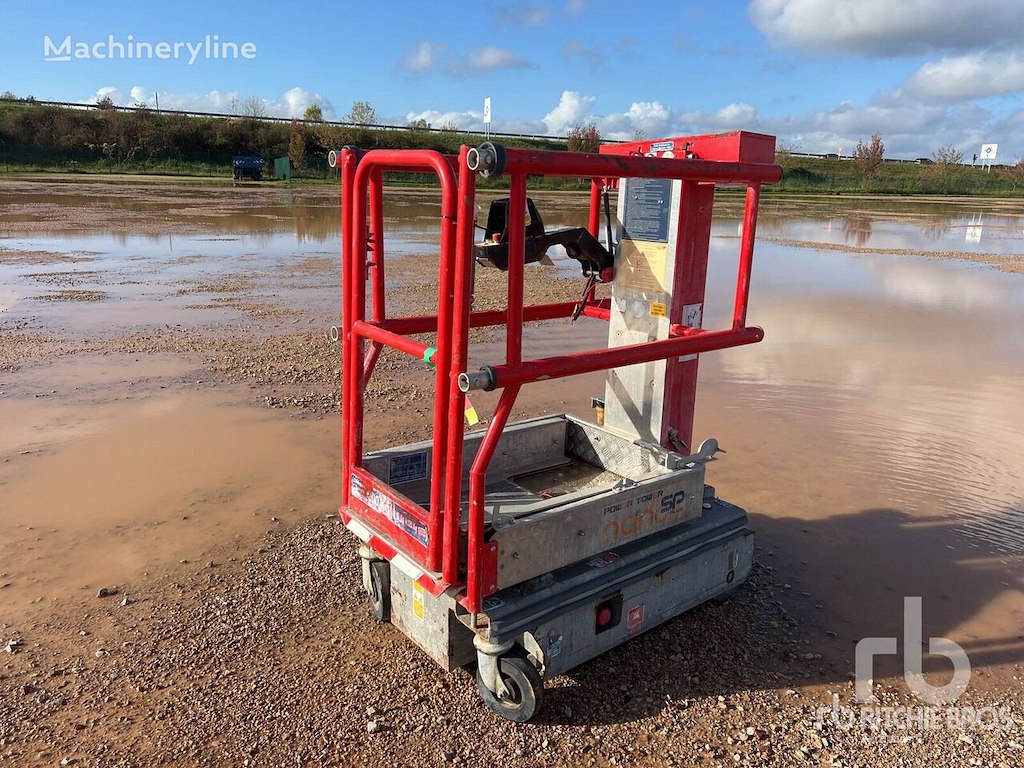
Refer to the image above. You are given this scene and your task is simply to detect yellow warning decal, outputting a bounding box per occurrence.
[650,302,667,318]
[618,239,668,293]
[412,581,425,620]
[464,396,480,427]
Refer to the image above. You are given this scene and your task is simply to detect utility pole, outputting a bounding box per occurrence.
[155,92,160,113]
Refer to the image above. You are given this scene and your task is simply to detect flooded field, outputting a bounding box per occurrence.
[1,179,1022,765]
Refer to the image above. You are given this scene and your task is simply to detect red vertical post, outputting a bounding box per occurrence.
[588,179,601,237]
[506,173,527,366]
[427,164,459,571]
[466,384,520,611]
[368,168,386,323]
[360,167,387,398]
[346,166,370,497]
[660,181,716,453]
[442,147,477,585]
[340,148,358,505]
[733,183,761,329]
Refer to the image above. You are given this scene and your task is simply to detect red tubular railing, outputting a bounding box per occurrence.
[347,149,458,573]
[341,140,779,613]
[581,303,611,321]
[587,179,602,236]
[360,168,387,386]
[354,321,430,360]
[442,146,477,585]
[466,384,521,609]
[734,184,762,329]
[339,148,359,506]
[369,168,386,322]
[506,173,527,366]
[375,300,585,335]
[478,327,764,391]
[498,146,781,185]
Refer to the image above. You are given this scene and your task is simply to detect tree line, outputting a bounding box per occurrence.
[0,98,565,175]
[3,95,1022,195]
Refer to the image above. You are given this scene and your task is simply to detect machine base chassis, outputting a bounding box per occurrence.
[353,497,753,721]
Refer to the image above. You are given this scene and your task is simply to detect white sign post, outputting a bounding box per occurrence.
[483,97,492,139]
[980,143,997,172]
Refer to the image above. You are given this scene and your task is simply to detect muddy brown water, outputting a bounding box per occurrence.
[1,181,1022,693]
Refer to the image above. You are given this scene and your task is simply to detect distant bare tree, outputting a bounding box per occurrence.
[567,121,601,154]
[407,118,429,130]
[632,127,646,141]
[932,145,963,165]
[226,96,240,115]
[930,145,964,194]
[440,119,458,132]
[303,103,323,122]
[95,95,116,110]
[776,139,801,157]
[853,133,885,179]
[347,101,376,125]
[775,139,802,171]
[241,96,267,119]
[0,91,16,100]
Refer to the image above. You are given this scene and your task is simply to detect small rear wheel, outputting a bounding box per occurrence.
[368,560,390,622]
[476,650,543,722]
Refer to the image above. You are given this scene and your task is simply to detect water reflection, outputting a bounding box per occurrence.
[3,184,1023,557]
[755,201,1022,257]
[704,221,1024,557]
[841,215,872,247]
[966,213,984,244]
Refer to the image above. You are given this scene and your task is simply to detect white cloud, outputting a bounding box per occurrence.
[399,106,547,135]
[86,86,335,119]
[461,46,528,73]
[761,99,1002,159]
[749,0,1024,56]
[399,43,530,77]
[543,90,596,134]
[89,85,124,104]
[565,0,585,15]
[87,80,1024,162]
[280,87,329,118]
[497,2,550,27]
[399,41,444,74]
[598,101,673,140]
[403,108,479,131]
[903,51,1024,101]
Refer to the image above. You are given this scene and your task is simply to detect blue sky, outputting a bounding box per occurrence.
[2,0,1023,160]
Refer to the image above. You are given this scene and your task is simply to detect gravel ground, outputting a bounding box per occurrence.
[1,517,1019,768]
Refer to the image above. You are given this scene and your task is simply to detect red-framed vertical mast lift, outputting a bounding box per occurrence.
[332,132,780,721]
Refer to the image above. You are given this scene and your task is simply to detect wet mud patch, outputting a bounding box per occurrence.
[32,289,107,302]
[25,270,103,287]
[0,248,97,265]
[764,237,1024,272]
[174,275,258,296]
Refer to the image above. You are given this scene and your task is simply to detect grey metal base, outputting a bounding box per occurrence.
[352,415,754,719]
[377,496,752,686]
[480,497,753,679]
